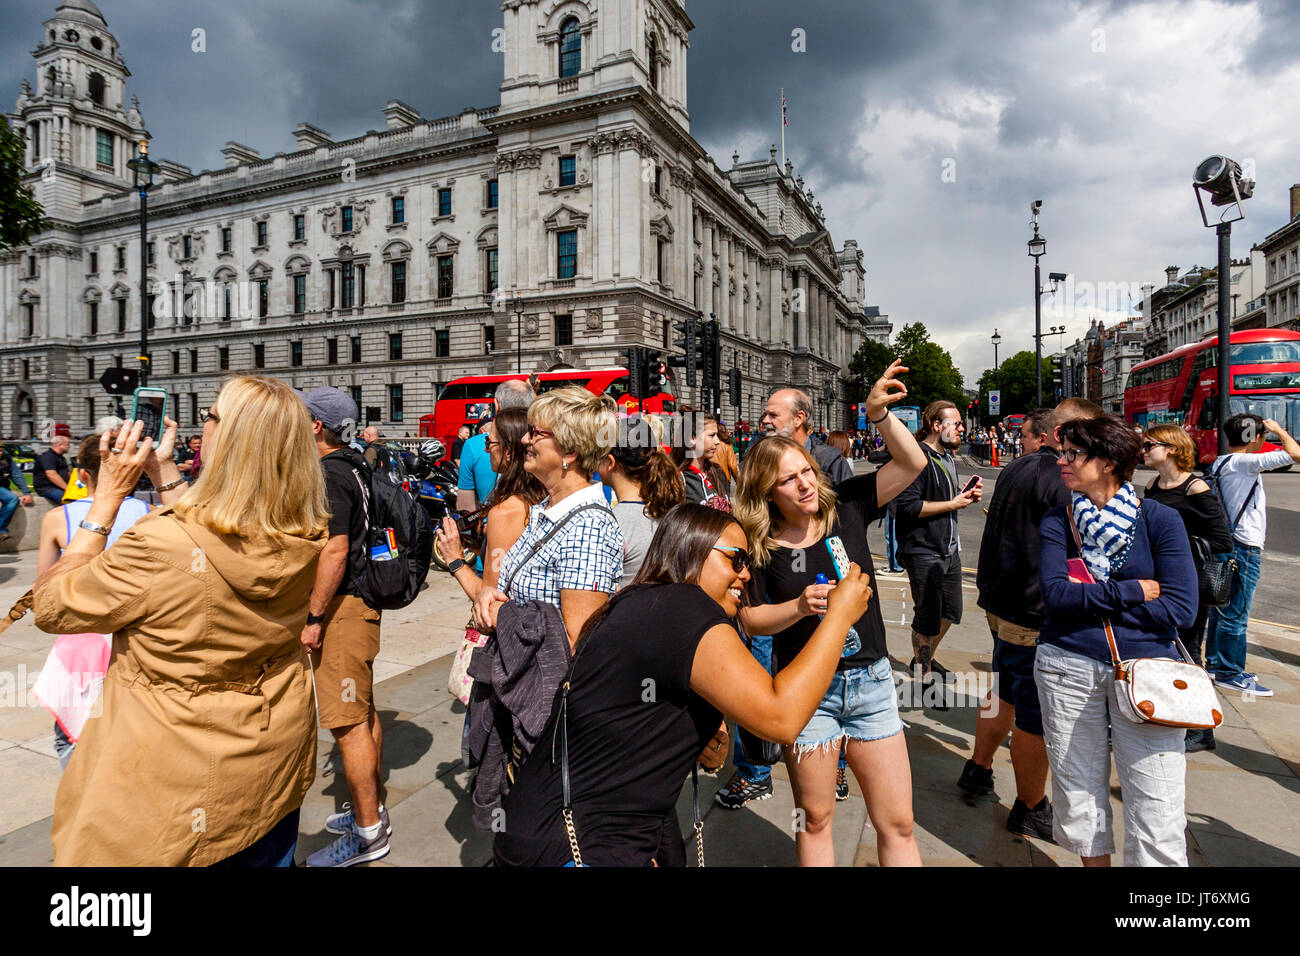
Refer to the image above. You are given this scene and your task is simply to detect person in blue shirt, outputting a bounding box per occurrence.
[457,379,536,512]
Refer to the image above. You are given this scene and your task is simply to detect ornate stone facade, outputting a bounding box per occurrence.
[2,0,876,438]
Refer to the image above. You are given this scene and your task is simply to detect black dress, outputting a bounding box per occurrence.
[493,583,732,867]
[1143,474,1232,665]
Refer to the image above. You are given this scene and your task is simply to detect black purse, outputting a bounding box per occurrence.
[1190,536,1237,608]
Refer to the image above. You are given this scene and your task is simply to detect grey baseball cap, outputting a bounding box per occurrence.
[302,386,359,434]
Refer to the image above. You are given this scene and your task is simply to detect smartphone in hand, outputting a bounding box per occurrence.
[961,474,981,494]
[130,387,168,448]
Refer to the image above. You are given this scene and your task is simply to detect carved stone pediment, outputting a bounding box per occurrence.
[542,203,589,232]
[426,232,461,255]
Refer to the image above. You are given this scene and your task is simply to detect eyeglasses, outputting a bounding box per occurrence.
[1140,441,1171,453]
[525,425,554,441]
[202,409,220,425]
[483,438,501,449]
[712,545,752,574]
[1056,447,1088,464]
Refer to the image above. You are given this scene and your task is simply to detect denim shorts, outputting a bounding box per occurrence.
[793,656,903,757]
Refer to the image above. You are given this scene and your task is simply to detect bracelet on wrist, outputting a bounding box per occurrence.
[869,408,890,425]
[154,477,187,493]
[446,558,467,575]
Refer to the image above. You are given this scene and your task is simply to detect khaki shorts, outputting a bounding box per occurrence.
[985,611,1038,647]
[311,594,382,730]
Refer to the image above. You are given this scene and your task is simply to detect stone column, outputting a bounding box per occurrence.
[702,217,714,318]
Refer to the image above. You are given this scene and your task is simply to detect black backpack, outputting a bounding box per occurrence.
[344,450,434,610]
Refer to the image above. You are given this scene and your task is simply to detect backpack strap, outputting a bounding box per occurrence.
[500,502,608,598]
[1212,457,1259,534]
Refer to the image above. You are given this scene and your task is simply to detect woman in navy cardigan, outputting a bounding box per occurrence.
[1036,416,1196,868]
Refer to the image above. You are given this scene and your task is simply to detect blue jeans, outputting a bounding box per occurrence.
[1205,543,1262,680]
[0,486,17,532]
[210,809,300,867]
[732,635,773,783]
[884,511,902,571]
[38,488,64,507]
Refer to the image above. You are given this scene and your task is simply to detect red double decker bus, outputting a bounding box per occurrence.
[420,368,677,460]
[1123,328,1300,464]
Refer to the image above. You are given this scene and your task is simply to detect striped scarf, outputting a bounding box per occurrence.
[1070,483,1140,582]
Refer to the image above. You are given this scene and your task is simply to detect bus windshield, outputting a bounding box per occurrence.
[1230,341,1300,365]
[1230,395,1300,436]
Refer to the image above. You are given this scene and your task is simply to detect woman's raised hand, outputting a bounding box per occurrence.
[95,420,151,504]
[796,581,833,617]
[826,563,872,621]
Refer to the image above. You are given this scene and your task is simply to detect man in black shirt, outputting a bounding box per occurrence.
[301,387,391,867]
[33,436,71,505]
[894,401,980,706]
[962,400,1102,839]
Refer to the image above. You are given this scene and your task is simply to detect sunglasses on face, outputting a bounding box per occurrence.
[525,425,554,441]
[712,545,752,574]
[202,409,221,424]
[1140,441,1171,454]
[1056,447,1088,464]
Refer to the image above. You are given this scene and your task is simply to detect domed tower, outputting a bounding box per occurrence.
[16,0,147,216]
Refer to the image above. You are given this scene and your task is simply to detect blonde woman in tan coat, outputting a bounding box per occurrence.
[33,376,330,866]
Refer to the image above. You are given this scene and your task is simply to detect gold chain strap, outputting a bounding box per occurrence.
[695,820,705,868]
[563,808,583,867]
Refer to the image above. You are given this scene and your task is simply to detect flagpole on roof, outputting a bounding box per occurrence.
[780,88,786,170]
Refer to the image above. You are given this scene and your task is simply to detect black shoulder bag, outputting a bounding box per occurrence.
[1192,463,1256,608]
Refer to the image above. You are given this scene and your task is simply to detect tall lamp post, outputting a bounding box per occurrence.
[1027,202,1047,406]
[512,295,525,374]
[991,328,1001,373]
[1193,155,1254,454]
[126,139,159,387]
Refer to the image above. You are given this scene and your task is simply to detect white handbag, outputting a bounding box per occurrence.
[1068,512,1224,730]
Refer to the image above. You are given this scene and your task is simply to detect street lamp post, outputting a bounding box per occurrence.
[1027,202,1047,406]
[126,139,159,387]
[1193,155,1254,455]
[991,328,1001,373]
[512,295,525,374]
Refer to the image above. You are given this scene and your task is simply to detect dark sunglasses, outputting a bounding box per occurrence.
[712,545,752,574]
[1140,441,1171,453]
[202,408,221,424]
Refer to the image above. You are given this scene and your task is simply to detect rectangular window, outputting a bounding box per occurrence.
[219,346,229,370]
[559,155,576,187]
[486,248,498,293]
[436,329,450,357]
[88,358,96,380]
[145,294,156,330]
[437,255,454,298]
[341,262,355,308]
[349,385,362,407]
[254,343,265,368]
[487,179,498,209]
[485,325,495,353]
[351,335,362,364]
[293,214,305,241]
[221,227,231,253]
[88,302,98,336]
[116,246,126,270]
[653,165,662,196]
[341,206,353,233]
[391,262,406,303]
[258,279,269,317]
[293,274,307,314]
[21,303,32,337]
[657,238,665,281]
[182,287,195,325]
[357,265,366,307]
[327,337,338,365]
[182,235,192,259]
[389,333,403,361]
[663,318,669,348]
[255,221,267,246]
[86,398,95,429]
[27,255,36,277]
[29,123,40,159]
[114,354,123,368]
[392,197,404,224]
[190,393,199,427]
[146,241,155,265]
[438,188,452,217]
[171,351,179,375]
[89,251,98,273]
[291,341,302,367]
[223,284,232,321]
[555,313,573,346]
[189,349,198,373]
[390,384,404,422]
[96,129,112,168]
[557,229,577,279]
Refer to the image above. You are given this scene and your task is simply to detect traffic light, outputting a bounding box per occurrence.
[624,346,647,399]
[667,313,699,388]
[728,367,742,407]
[647,354,668,397]
[699,315,720,412]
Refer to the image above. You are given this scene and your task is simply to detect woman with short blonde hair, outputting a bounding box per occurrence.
[33,375,329,865]
[526,386,618,477]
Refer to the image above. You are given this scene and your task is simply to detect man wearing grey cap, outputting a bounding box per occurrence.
[299,387,391,866]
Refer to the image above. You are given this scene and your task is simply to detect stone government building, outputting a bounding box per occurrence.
[2,0,886,438]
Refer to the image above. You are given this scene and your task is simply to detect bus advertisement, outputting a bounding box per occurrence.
[1123,328,1300,464]
[421,368,677,461]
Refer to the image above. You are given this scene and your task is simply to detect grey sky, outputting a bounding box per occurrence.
[5,0,1298,386]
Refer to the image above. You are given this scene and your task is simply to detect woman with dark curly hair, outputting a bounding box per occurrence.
[598,414,684,586]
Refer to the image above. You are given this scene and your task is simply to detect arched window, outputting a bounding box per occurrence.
[559,17,581,78]
[88,72,105,106]
[648,33,658,90]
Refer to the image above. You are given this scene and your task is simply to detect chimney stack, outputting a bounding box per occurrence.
[1165,265,1180,286]
[383,100,421,130]
[1291,183,1300,221]
[221,142,260,168]
[293,123,332,150]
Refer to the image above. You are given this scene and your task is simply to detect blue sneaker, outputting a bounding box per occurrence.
[324,803,391,837]
[305,825,391,867]
[1212,673,1273,697]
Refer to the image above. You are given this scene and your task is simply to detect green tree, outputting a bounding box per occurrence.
[0,116,45,250]
[888,322,966,410]
[848,338,894,399]
[974,349,1038,424]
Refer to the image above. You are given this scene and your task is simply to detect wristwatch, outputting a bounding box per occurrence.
[78,519,111,537]
[446,558,466,575]
[306,613,325,626]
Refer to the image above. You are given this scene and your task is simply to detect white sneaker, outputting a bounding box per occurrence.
[324,802,391,836]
